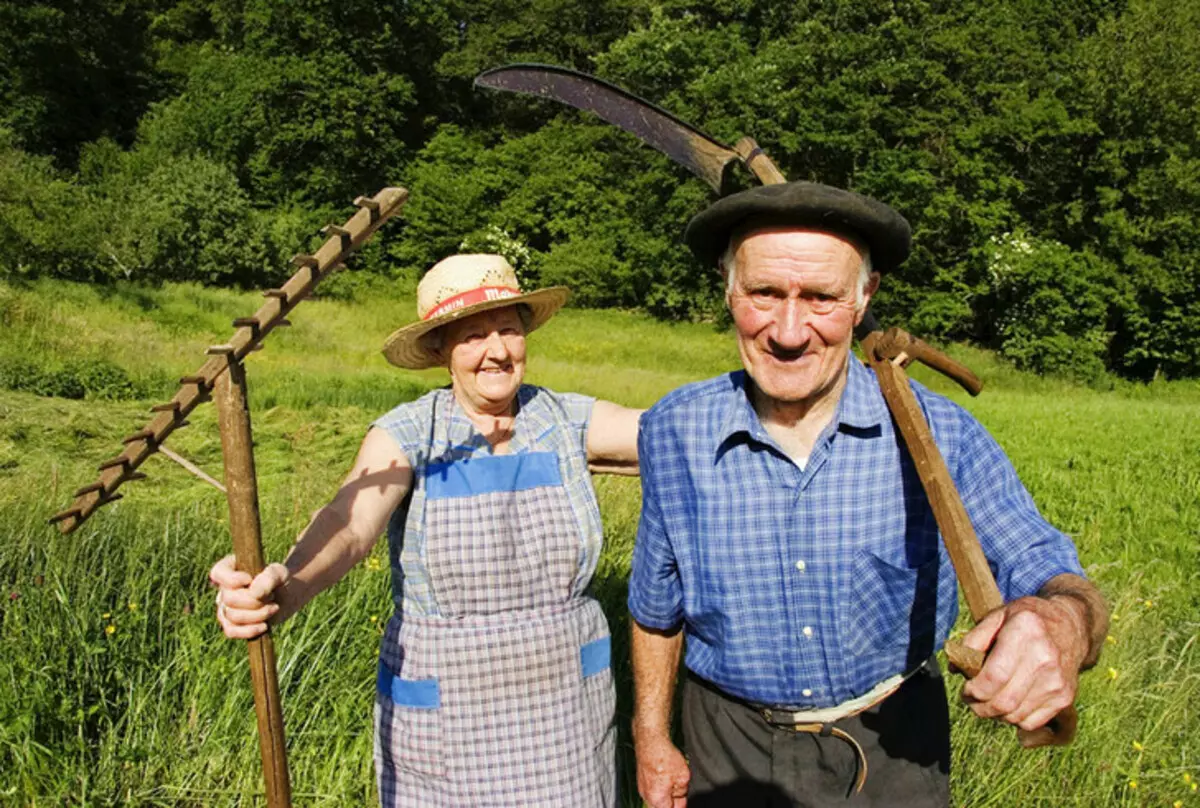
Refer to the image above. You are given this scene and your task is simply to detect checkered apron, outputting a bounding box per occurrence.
[374,392,616,807]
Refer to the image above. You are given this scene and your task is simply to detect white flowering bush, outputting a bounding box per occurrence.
[985,230,1116,379]
[459,226,533,286]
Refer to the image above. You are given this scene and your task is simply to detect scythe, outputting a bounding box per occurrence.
[474,64,1075,747]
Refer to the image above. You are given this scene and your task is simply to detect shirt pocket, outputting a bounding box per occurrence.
[847,548,942,658]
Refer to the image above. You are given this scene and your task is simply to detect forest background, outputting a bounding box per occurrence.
[2,1,1200,805]
[2,0,1199,382]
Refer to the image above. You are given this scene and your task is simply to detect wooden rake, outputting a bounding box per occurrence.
[50,187,409,807]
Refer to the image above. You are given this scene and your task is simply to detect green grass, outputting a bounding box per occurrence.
[1,278,1198,806]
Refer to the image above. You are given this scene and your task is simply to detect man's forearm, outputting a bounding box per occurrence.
[1039,573,1109,669]
[631,620,684,741]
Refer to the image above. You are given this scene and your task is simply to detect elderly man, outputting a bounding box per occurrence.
[628,183,1107,807]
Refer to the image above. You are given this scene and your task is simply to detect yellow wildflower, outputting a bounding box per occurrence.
[1185,773,1194,785]
[1105,635,1116,645]
[1143,599,1154,608]
[105,624,116,636]
[1173,801,1182,808]
[1131,741,1143,752]
[127,602,138,612]
[365,556,383,572]
[1107,667,1119,681]
[102,612,111,619]
[1127,780,1137,789]
[369,615,378,623]
[1192,782,1198,792]
[1112,612,1120,622]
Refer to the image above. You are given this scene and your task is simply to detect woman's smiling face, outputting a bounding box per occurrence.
[441,306,527,415]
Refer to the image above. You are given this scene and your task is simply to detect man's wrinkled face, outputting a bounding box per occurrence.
[726,227,876,408]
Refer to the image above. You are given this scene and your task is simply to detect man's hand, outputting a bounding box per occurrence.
[634,730,690,808]
[959,594,1088,731]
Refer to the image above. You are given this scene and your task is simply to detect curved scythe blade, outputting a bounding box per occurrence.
[475,63,739,193]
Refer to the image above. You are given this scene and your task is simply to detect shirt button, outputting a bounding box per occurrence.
[802,626,814,638]
[802,688,813,698]
[794,560,807,572]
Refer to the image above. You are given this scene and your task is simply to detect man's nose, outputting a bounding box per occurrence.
[773,298,811,347]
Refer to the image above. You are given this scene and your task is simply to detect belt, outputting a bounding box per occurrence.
[762,719,869,795]
[690,671,916,796]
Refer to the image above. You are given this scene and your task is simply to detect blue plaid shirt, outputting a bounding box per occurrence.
[629,358,1085,709]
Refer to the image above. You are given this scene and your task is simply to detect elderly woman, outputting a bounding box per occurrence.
[210,254,641,807]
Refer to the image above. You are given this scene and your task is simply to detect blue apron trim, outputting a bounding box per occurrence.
[377,660,441,709]
[425,451,563,499]
[581,636,611,678]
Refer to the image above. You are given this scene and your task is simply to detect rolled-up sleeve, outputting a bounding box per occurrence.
[953,412,1085,600]
[627,418,684,630]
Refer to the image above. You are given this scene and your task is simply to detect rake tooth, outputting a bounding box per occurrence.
[274,319,292,327]
[96,493,123,507]
[73,481,107,497]
[206,344,235,356]
[124,472,148,483]
[233,317,262,332]
[321,224,351,241]
[48,507,81,526]
[290,254,319,269]
[264,289,290,302]
[151,401,181,414]
[122,429,157,446]
[180,375,210,387]
[354,195,381,215]
[98,455,131,472]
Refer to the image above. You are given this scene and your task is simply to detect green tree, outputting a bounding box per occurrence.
[0,1,162,164]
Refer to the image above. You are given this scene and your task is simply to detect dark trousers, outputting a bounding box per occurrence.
[682,660,950,807]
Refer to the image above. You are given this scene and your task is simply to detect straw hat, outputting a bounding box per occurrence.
[382,254,569,369]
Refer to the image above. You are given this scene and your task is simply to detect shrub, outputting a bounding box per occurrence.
[985,231,1116,380]
[111,155,281,287]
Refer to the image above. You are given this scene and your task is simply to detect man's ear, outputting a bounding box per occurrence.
[855,272,882,325]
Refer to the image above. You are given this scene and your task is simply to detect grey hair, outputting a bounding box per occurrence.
[720,234,874,311]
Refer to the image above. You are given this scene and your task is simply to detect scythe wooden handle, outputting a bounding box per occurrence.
[864,334,1078,749]
[215,361,292,807]
[944,641,1078,748]
[733,137,788,185]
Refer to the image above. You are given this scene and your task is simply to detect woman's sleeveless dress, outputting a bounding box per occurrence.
[370,385,616,807]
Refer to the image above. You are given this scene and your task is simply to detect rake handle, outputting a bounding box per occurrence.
[215,360,292,807]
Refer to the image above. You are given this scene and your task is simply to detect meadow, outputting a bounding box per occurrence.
[1,277,1197,806]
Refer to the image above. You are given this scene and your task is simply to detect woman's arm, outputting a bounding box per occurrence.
[586,400,644,476]
[212,427,413,638]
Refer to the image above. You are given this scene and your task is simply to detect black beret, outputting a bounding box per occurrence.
[684,181,912,272]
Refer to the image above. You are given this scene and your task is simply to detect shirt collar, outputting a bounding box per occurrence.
[837,356,889,430]
[715,357,888,455]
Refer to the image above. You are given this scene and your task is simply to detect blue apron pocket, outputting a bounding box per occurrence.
[377,661,441,708]
[375,659,446,778]
[581,636,611,678]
